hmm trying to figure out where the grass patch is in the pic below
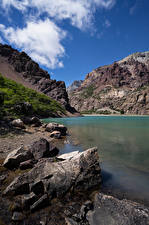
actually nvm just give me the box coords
[0,74,66,119]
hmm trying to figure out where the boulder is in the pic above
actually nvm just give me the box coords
[50,131,61,139]
[58,151,79,160]
[45,123,67,136]
[11,119,25,129]
[3,148,101,205]
[29,138,59,160]
[3,147,33,169]
[30,117,42,127]
[68,193,149,225]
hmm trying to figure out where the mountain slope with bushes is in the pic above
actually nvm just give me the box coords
[0,74,66,119]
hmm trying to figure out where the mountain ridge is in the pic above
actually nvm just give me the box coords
[68,51,149,115]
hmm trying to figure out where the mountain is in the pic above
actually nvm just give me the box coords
[67,80,83,93]
[0,44,77,115]
[69,51,149,115]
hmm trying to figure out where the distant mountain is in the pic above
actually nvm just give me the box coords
[0,44,78,116]
[67,80,83,93]
[69,52,149,115]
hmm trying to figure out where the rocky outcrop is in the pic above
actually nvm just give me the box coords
[0,44,77,114]
[69,51,149,115]
[3,147,101,213]
[67,80,83,93]
[3,138,59,169]
[67,193,149,225]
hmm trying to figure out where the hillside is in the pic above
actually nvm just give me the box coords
[69,51,149,115]
[0,44,77,115]
[0,74,66,119]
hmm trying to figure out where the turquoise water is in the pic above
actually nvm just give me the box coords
[43,116,149,205]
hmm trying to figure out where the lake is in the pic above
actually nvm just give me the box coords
[43,116,149,206]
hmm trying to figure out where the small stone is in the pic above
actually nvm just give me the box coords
[12,212,25,221]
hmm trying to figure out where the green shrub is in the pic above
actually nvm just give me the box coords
[0,74,65,118]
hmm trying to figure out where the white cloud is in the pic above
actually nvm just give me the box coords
[0,0,116,69]
[0,19,66,69]
[0,36,4,43]
[1,0,116,29]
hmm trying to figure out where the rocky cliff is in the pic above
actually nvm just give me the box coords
[69,51,149,115]
[0,44,77,115]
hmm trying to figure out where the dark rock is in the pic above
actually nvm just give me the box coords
[30,138,59,160]
[30,180,45,195]
[19,160,34,170]
[30,194,49,212]
[30,117,42,127]
[50,131,61,139]
[22,192,38,210]
[3,146,33,169]
[45,123,67,136]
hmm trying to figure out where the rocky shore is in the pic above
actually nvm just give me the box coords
[0,118,149,225]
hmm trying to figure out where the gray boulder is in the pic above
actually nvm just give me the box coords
[3,147,33,169]
[45,123,67,136]
[67,193,149,225]
[29,138,59,160]
[3,148,101,205]
[11,119,25,129]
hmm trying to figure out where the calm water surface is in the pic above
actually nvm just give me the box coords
[43,116,149,205]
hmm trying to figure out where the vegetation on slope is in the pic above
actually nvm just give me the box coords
[0,74,66,119]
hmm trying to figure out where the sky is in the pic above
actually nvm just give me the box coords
[0,0,149,86]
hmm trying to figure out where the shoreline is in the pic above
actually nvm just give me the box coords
[82,113,149,117]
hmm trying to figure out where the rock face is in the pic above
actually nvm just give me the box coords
[67,193,149,225]
[67,80,83,93]
[69,51,149,115]
[3,148,101,212]
[0,44,77,114]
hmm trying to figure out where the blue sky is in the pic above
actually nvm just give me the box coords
[0,0,149,86]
